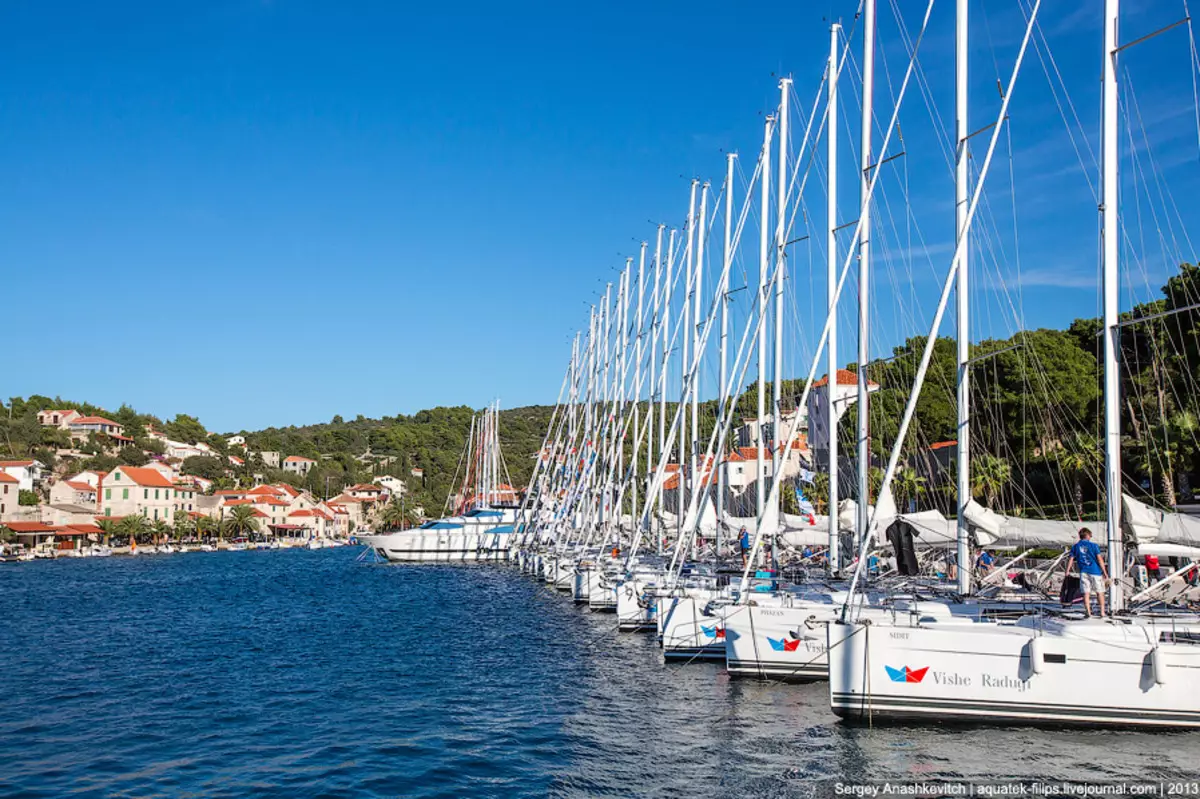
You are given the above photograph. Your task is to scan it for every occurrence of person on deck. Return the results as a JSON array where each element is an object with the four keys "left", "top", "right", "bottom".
[
  {"left": 975, "top": 549, "right": 996, "bottom": 573},
  {"left": 739, "top": 526, "right": 751, "bottom": 567},
  {"left": 1066, "top": 528, "right": 1110, "bottom": 618},
  {"left": 1145, "top": 553, "right": 1161, "bottom": 582}
]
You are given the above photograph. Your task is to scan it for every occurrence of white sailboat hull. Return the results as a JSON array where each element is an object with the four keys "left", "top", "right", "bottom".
[
  {"left": 658, "top": 590, "right": 726, "bottom": 661},
  {"left": 722, "top": 602, "right": 830, "bottom": 680},
  {"left": 827, "top": 616, "right": 1200, "bottom": 727},
  {"left": 367, "top": 530, "right": 512, "bottom": 563}
]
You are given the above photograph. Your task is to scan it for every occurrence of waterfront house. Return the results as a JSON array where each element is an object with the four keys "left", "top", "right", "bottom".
[
  {"left": 45, "top": 503, "right": 104, "bottom": 527},
  {"left": 0, "top": 472, "right": 19, "bottom": 520},
  {"left": 282, "top": 456, "right": 316, "bottom": 476},
  {"left": 0, "top": 459, "right": 46, "bottom": 491},
  {"left": 2, "top": 520, "right": 60, "bottom": 550},
  {"left": 100, "top": 466, "right": 197, "bottom": 523},
  {"left": 50, "top": 479, "right": 99, "bottom": 509}
]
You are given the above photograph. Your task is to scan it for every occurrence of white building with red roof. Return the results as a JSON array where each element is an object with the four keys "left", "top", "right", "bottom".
[
  {"left": 68, "top": 416, "right": 125, "bottom": 439},
  {"left": 282, "top": 455, "right": 316, "bottom": 476},
  {"left": 0, "top": 459, "right": 46, "bottom": 491},
  {"left": 806, "top": 369, "right": 880, "bottom": 471},
  {"left": 99, "top": 466, "right": 199, "bottom": 523},
  {"left": 50, "top": 479, "right": 99, "bottom": 509},
  {"left": 0, "top": 472, "right": 20, "bottom": 520},
  {"left": 37, "top": 409, "right": 81, "bottom": 429}
]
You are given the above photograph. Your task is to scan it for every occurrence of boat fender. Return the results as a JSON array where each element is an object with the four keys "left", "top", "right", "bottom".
[
  {"left": 1028, "top": 636, "right": 1044, "bottom": 675},
  {"left": 1151, "top": 645, "right": 1167, "bottom": 686}
]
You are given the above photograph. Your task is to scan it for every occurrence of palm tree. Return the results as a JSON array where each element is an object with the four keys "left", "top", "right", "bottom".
[
  {"left": 808, "top": 473, "right": 830, "bottom": 515},
  {"left": 117, "top": 514, "right": 148, "bottom": 545},
  {"left": 1058, "top": 432, "right": 1099, "bottom": 519},
  {"left": 195, "top": 515, "right": 219, "bottom": 542},
  {"left": 96, "top": 518, "right": 119, "bottom": 547},
  {"left": 380, "top": 500, "right": 407, "bottom": 531},
  {"left": 225, "top": 505, "right": 259, "bottom": 539},
  {"left": 971, "top": 454, "right": 1011, "bottom": 509},
  {"left": 150, "top": 518, "right": 171, "bottom": 546},
  {"left": 893, "top": 466, "right": 928, "bottom": 513},
  {"left": 173, "top": 510, "right": 194, "bottom": 542}
]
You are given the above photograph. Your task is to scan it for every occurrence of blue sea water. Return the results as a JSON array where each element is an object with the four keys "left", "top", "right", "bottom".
[{"left": 2, "top": 548, "right": 1198, "bottom": 798}]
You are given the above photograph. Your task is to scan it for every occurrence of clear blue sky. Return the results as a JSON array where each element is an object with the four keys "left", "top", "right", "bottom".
[{"left": 3, "top": 1, "right": 1197, "bottom": 433}]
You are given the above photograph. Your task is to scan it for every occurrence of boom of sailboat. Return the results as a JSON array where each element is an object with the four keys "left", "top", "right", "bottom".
[{"left": 365, "top": 0, "right": 1200, "bottom": 729}]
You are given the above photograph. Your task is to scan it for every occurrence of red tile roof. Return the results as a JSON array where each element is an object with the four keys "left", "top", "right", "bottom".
[
  {"left": 0, "top": 473, "right": 17, "bottom": 484},
  {"left": 251, "top": 510, "right": 269, "bottom": 518},
  {"left": 812, "top": 369, "right": 880, "bottom": 388},
  {"left": 71, "top": 416, "right": 121, "bottom": 426},
  {"left": 64, "top": 481, "right": 96, "bottom": 492},
  {"left": 254, "top": 497, "right": 289, "bottom": 507},
  {"left": 247, "top": 485, "right": 284, "bottom": 496},
  {"left": 347, "top": 483, "right": 382, "bottom": 492},
  {"left": 0, "top": 460, "right": 35, "bottom": 468},
  {"left": 2, "top": 521, "right": 57, "bottom": 533},
  {"left": 115, "top": 467, "right": 175, "bottom": 488},
  {"left": 727, "top": 447, "right": 774, "bottom": 462},
  {"left": 224, "top": 499, "right": 253, "bottom": 506},
  {"left": 284, "top": 456, "right": 316, "bottom": 463}
]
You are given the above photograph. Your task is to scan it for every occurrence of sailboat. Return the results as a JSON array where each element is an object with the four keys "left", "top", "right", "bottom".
[
  {"left": 362, "top": 402, "right": 519, "bottom": 562},
  {"left": 826, "top": 0, "right": 1200, "bottom": 727}
]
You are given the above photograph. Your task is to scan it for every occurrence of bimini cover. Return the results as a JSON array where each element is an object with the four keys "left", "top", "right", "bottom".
[
  {"left": 778, "top": 527, "right": 829, "bottom": 548},
  {"left": 1123, "top": 494, "right": 1200, "bottom": 546},
  {"left": 1123, "top": 494, "right": 1163, "bottom": 545},
  {"left": 994, "top": 517, "right": 1092, "bottom": 549},
  {"left": 888, "top": 510, "right": 956, "bottom": 548},
  {"left": 963, "top": 499, "right": 1003, "bottom": 545}
]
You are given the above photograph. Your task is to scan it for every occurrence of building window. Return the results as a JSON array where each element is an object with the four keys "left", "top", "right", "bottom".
[
  {"left": 123, "top": 489, "right": 129, "bottom": 500},
  {"left": 153, "top": 509, "right": 158, "bottom": 520},
  {"left": 155, "top": 489, "right": 160, "bottom": 500},
  {"left": 114, "top": 473, "right": 120, "bottom": 481},
  {"left": 106, "top": 488, "right": 112, "bottom": 500},
  {"left": 144, "top": 489, "right": 149, "bottom": 499}
]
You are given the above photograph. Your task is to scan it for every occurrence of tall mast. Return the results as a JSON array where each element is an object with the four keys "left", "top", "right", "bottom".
[
  {"left": 648, "top": 226, "right": 664, "bottom": 536},
  {"left": 1102, "top": 0, "right": 1123, "bottom": 611},
  {"left": 617, "top": 262, "right": 631, "bottom": 536},
  {"left": 955, "top": 0, "right": 971, "bottom": 594},
  {"left": 827, "top": 23, "right": 841, "bottom": 570},
  {"left": 692, "top": 181, "right": 710, "bottom": 530},
  {"left": 660, "top": 229, "right": 676, "bottom": 554},
  {"left": 632, "top": 244, "right": 647, "bottom": 534},
  {"left": 773, "top": 79, "right": 791, "bottom": 531},
  {"left": 857, "top": 0, "right": 876, "bottom": 550},
  {"left": 680, "top": 181, "right": 698, "bottom": 541},
  {"left": 719, "top": 154, "right": 736, "bottom": 556},
  {"left": 757, "top": 116, "right": 774, "bottom": 523}
]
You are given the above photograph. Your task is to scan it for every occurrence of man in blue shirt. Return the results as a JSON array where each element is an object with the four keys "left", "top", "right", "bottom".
[
  {"left": 975, "top": 549, "right": 996, "bottom": 573},
  {"left": 739, "top": 527, "right": 751, "bottom": 566},
  {"left": 1066, "top": 527, "right": 1110, "bottom": 617}
]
